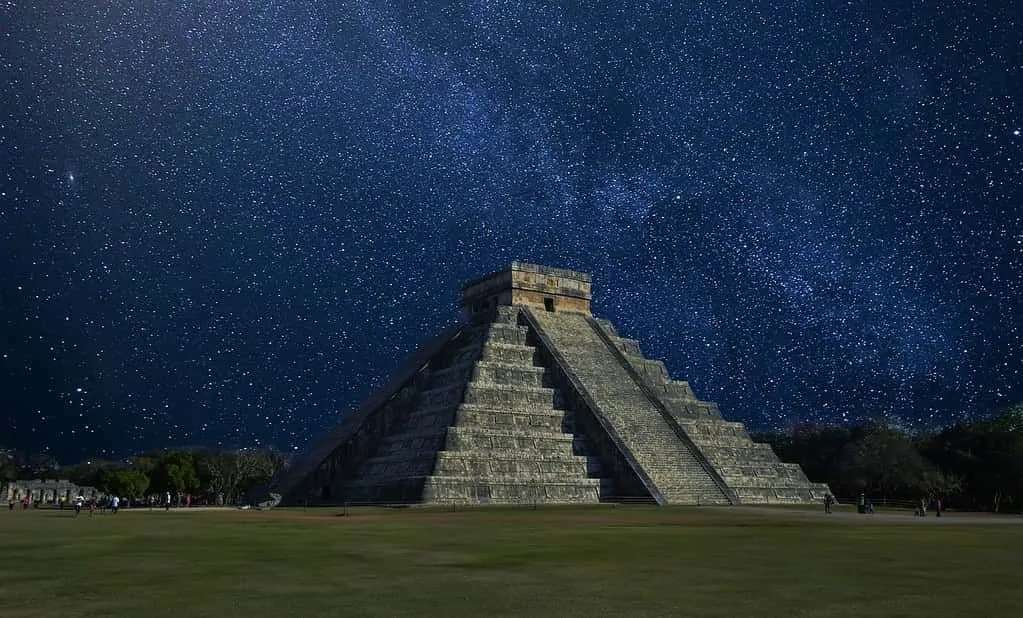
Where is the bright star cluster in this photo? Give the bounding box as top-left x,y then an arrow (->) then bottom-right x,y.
1,2 -> 1020,461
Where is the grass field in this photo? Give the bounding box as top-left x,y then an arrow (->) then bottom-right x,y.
1,504 -> 1021,617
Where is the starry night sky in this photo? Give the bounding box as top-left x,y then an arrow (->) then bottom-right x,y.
2,2 -> 1021,462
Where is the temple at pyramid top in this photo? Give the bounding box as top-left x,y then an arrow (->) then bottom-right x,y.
462,262 -> 593,318
271,262 -> 830,507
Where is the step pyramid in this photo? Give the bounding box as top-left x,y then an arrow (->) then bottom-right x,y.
275,262 -> 831,505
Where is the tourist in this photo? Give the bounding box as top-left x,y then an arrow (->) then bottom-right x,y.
164,491 -> 172,511
7,498 -> 14,511
857,492 -> 865,514
935,497 -> 943,517
824,493 -> 834,514
73,494 -> 84,517
88,497 -> 96,516
111,495 -> 120,514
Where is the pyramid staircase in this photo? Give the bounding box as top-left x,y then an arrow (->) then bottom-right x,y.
592,319 -> 831,504
526,310 -> 734,505
337,306 -> 605,504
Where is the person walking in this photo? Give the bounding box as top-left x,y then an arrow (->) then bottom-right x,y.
824,493 -> 834,514
111,495 -> 120,514
73,494 -> 84,517
164,491 -> 172,511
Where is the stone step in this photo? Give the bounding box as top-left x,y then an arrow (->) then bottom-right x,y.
374,427 -> 582,459
445,427 -> 581,454
626,357 -> 670,384
454,405 -> 568,432
648,381 -> 694,399
462,382 -> 560,410
661,397 -> 718,414
697,445 -> 781,462
730,487 -> 828,504
479,342 -> 539,365
426,362 -> 476,388
719,477 -> 819,490
432,452 -> 599,478
373,428 -> 448,457
611,337 -> 643,356
715,463 -> 812,480
356,448 -> 597,482
481,323 -> 530,346
400,403 -> 569,433
400,406 -> 457,432
355,467 -> 596,486
422,476 -> 603,504
676,420 -> 750,440
687,437 -> 761,446
471,361 -> 548,388
341,474 -> 604,505
417,383 -> 467,410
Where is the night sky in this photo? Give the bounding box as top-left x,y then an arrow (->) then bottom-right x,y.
2,2 -> 1020,462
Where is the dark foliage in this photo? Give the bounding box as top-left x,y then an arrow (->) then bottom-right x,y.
757,405 -> 1022,511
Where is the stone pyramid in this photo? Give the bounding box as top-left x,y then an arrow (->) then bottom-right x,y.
275,263 -> 830,505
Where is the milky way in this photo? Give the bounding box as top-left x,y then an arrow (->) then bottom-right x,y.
2,2 -> 1020,461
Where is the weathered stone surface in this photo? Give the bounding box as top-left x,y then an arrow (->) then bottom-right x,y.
595,323 -> 831,504
276,262 -> 830,506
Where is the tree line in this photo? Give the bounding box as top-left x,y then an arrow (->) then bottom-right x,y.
0,448 -> 285,506
3,404 -> 1020,511
755,405 -> 1023,512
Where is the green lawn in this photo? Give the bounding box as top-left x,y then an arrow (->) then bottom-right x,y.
1,505 -> 1021,617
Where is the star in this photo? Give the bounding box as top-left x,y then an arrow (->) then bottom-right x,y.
1,1 -> 1019,461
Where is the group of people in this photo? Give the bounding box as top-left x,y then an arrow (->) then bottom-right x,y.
7,494 -> 130,516
821,492 -> 947,517
8,496 -> 34,510
6,488 -> 214,517
70,494 -> 126,516
914,496 -> 944,517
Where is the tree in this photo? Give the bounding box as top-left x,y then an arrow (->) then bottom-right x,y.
149,452 -> 199,496
201,449 -> 284,504
973,407 -> 1023,512
921,405 -> 1023,512
837,423 -> 936,497
104,469 -> 150,499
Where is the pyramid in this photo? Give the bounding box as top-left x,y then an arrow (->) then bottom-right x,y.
275,263 -> 830,505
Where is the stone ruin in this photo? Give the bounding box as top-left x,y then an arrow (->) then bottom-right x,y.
274,263 -> 830,505
3,479 -> 102,505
